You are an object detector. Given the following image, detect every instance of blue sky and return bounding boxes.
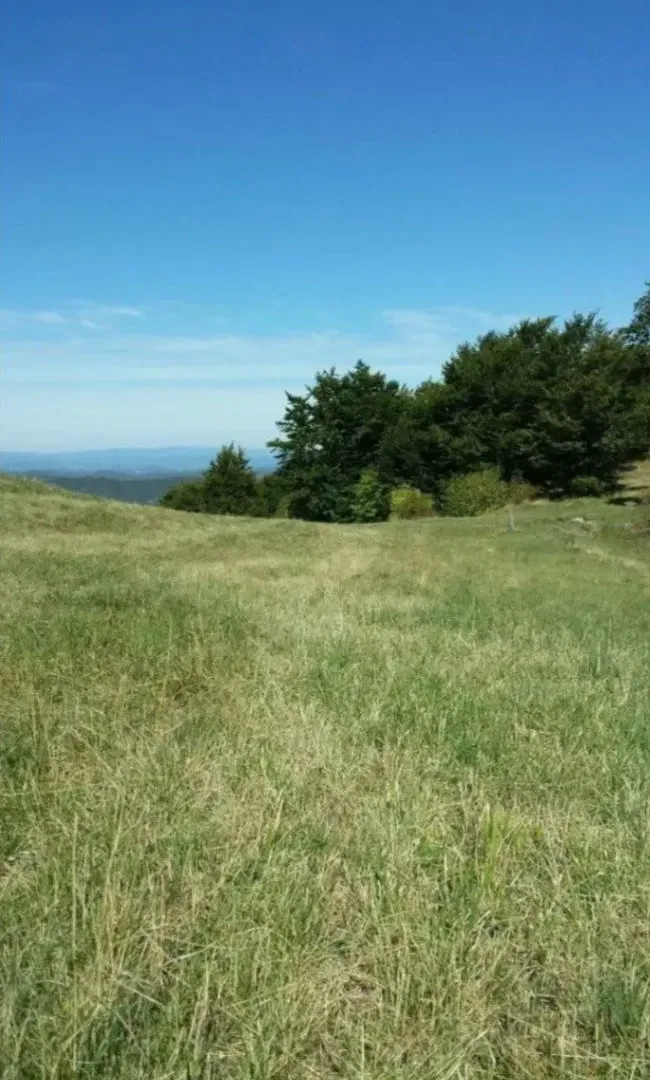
[3,0,649,451]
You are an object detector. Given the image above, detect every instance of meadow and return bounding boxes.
[1,476,649,1078]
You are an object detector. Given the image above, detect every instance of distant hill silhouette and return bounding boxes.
[0,446,276,478]
[35,474,200,505]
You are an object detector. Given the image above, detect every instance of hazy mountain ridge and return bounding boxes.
[0,447,276,477]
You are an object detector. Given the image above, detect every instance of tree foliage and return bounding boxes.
[269,362,406,521]
[624,282,650,348]
[202,444,259,515]
[160,445,260,517]
[159,479,206,512]
[254,472,290,518]
[415,312,650,493]
[269,287,650,518]
[351,469,391,523]
[161,285,650,521]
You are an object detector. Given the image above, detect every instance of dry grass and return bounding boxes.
[1,477,650,1078]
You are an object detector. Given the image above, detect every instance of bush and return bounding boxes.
[390,486,434,519]
[159,480,205,512]
[351,470,391,523]
[439,468,510,517]
[569,475,606,498]
[508,479,538,505]
[273,495,292,519]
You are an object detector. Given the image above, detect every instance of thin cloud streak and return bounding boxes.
[444,305,526,329]
[34,311,69,325]
[1,302,143,331]
[78,304,143,319]
[4,306,522,387]
[2,305,522,450]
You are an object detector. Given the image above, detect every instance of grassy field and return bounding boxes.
[1,477,649,1079]
[618,459,650,501]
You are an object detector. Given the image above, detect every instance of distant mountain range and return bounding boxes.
[0,446,276,477]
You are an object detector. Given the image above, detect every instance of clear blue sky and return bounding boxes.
[3,0,649,450]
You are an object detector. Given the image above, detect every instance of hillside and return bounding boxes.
[1,478,649,1079]
[32,473,201,505]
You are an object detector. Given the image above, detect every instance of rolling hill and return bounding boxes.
[1,476,649,1078]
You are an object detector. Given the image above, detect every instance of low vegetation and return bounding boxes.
[390,487,434,520]
[438,468,510,518]
[1,475,649,1078]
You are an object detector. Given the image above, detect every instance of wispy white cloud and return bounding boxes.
[1,304,521,450]
[0,309,56,328]
[1,302,142,331]
[78,304,143,319]
[34,311,69,324]
[385,306,525,337]
[382,309,454,336]
[1,308,69,329]
[4,306,523,388]
[443,305,525,330]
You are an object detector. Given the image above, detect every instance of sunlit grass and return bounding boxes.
[1,477,649,1078]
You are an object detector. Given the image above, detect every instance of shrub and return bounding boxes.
[159,480,205,512]
[273,495,292,519]
[569,475,606,498]
[508,479,538,505]
[439,468,510,517]
[351,470,391,523]
[390,486,434,519]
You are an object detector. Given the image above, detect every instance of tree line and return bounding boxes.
[161,283,650,521]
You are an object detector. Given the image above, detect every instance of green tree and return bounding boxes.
[269,361,408,521]
[424,311,649,493]
[618,284,650,462]
[624,282,650,347]
[203,444,258,515]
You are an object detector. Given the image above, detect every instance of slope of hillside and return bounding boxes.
[1,479,649,1079]
[32,472,201,505]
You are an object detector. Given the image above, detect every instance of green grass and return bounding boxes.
[1,476,650,1079]
[618,460,650,501]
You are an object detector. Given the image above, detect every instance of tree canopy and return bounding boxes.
[269,362,406,521]
[161,283,650,522]
[202,444,259,516]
